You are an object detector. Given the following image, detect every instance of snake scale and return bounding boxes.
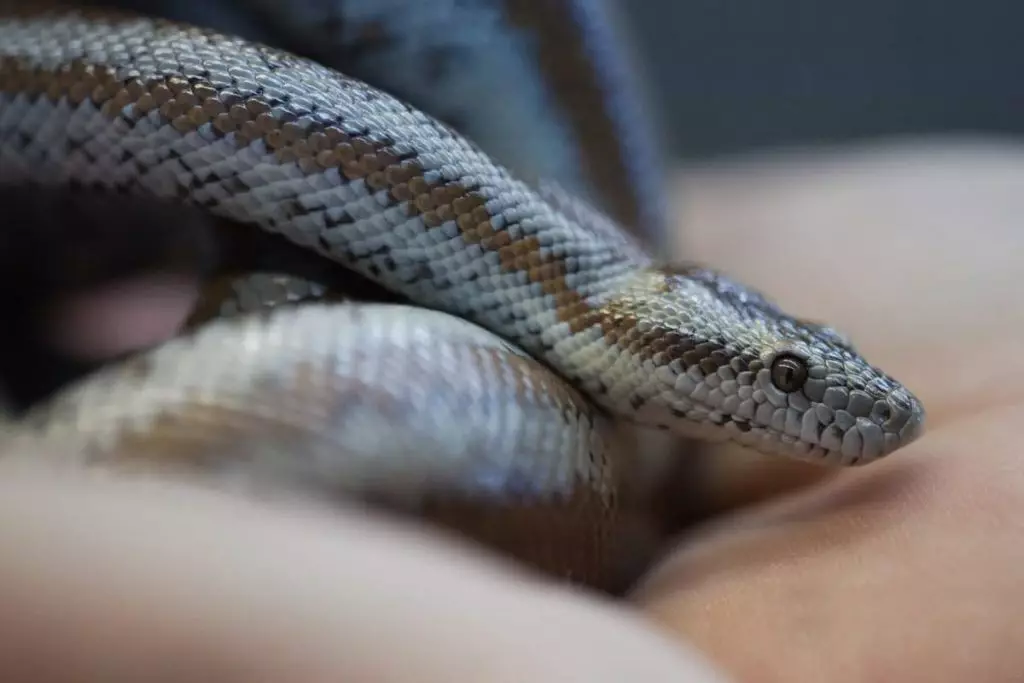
[0,1,924,590]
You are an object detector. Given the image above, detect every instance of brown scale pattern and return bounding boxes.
[0,11,630,343]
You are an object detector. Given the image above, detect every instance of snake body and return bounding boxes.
[107,0,669,243]
[0,2,924,589]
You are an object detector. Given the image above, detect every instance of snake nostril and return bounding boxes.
[900,407,925,442]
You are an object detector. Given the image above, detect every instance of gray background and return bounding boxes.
[623,1,1022,161]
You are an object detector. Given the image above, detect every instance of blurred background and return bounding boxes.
[621,0,1021,161]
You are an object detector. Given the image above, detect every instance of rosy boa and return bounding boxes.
[0,1,924,590]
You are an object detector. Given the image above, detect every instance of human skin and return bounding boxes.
[0,139,1021,682]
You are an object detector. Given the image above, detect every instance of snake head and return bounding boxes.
[601,265,925,465]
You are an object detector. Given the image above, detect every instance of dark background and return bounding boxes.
[622,1,1022,161]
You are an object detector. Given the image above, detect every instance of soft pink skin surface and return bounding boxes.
[45,273,200,361]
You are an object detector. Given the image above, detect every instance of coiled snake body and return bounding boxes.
[0,1,924,589]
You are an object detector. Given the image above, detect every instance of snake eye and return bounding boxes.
[770,353,808,393]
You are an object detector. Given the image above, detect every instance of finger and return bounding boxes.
[0,460,729,682]
[634,405,1024,682]
[46,274,200,360]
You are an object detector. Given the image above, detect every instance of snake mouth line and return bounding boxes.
[673,408,917,465]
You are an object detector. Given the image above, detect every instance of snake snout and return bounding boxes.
[876,384,926,453]
[783,360,926,466]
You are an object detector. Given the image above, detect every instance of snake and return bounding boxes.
[0,1,924,591]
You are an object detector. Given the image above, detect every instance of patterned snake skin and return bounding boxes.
[0,2,924,589]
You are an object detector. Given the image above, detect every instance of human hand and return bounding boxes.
[1,139,1020,682]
